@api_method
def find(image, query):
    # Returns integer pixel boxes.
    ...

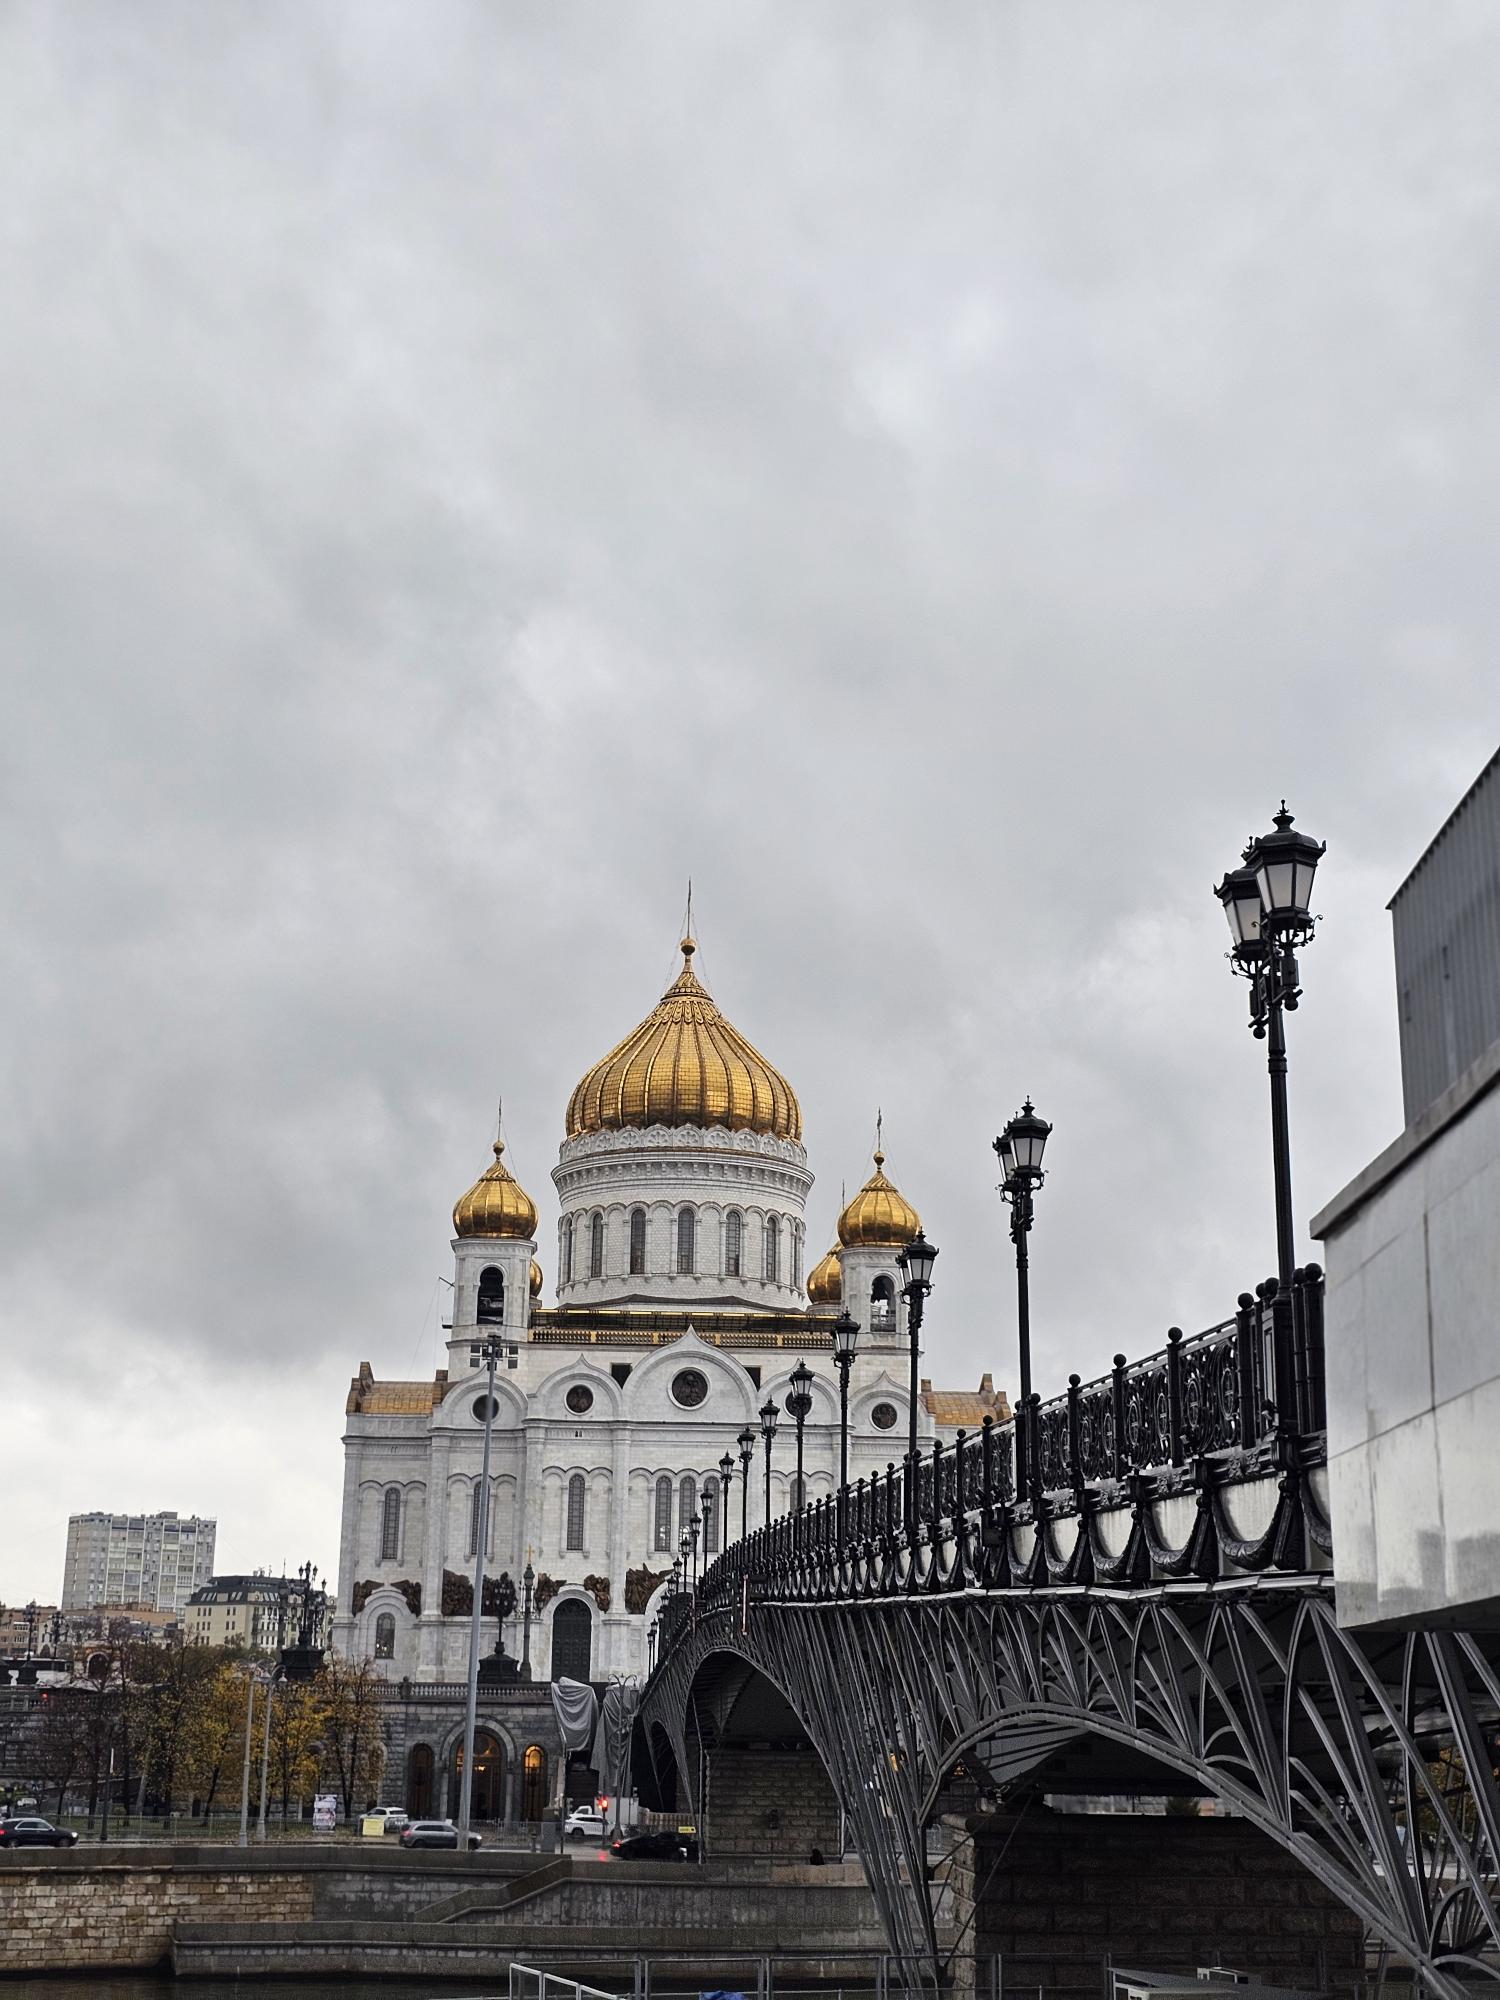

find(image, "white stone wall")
[552,1126,812,1311]
[332,1326,940,1682]
[1314,1051,1500,1630]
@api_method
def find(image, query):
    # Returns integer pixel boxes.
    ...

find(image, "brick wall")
[939,1808,1364,1999]
[0,1860,313,1971]
[703,1745,842,1859]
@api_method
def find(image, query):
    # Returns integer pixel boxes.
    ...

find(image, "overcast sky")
[3,3,1497,1606]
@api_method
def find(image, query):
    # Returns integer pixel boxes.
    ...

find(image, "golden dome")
[529,1258,543,1298]
[837,1151,922,1248]
[806,1244,842,1304]
[566,939,802,1142]
[452,1141,538,1240]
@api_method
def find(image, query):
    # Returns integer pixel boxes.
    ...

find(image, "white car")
[564,1806,606,1842]
[365,1805,409,1831]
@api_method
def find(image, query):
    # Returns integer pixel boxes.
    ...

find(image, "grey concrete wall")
[1312,1048,1500,1629]
[938,1808,1363,1999]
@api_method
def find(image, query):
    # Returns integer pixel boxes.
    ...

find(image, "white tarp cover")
[550,1674,598,1753]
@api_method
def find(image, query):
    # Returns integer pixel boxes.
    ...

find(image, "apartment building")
[60,1511,216,1615]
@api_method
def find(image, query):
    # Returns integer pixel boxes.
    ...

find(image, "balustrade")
[652,1264,1326,1634]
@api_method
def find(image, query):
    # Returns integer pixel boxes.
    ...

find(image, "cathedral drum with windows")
[333,936,1008,1690]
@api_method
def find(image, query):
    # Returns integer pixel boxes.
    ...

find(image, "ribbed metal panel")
[1389,745,1500,1124]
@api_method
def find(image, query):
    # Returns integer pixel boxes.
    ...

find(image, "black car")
[0,1817,78,1848]
[609,1829,698,1862]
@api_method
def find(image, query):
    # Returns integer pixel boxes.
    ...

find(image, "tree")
[318,1655,387,1819]
[269,1678,325,1824]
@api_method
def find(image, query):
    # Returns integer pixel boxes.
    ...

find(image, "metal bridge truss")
[642,1580,1500,1999]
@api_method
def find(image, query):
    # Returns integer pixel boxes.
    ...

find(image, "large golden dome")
[566,939,802,1142]
[806,1244,842,1304]
[453,1141,538,1240]
[837,1151,921,1248]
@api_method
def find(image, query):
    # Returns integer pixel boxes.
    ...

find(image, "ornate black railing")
[656,1264,1327,1640]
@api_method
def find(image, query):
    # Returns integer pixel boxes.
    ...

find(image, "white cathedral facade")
[333,937,1007,1686]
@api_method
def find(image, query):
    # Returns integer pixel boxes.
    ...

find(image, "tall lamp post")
[718,1452,735,1554]
[831,1311,860,1530]
[895,1232,939,1530]
[736,1425,756,1539]
[519,1557,535,1681]
[458,1330,508,1846]
[759,1398,780,1527]
[1216,803,1324,1435]
[786,1360,814,1518]
[995,1100,1051,1506]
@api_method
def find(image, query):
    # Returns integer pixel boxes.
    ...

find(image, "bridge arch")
[641,1583,1500,1997]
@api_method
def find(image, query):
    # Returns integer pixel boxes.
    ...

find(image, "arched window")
[521,1743,548,1820]
[551,1599,592,1681]
[629,1207,646,1275]
[562,1217,574,1285]
[374,1612,396,1660]
[702,1484,719,1557]
[589,1212,604,1279]
[679,1473,696,1534]
[653,1475,673,1552]
[468,1480,493,1559]
[871,1274,896,1328]
[406,1742,434,1819]
[765,1214,780,1282]
[566,1473,586,1551]
[676,1207,695,1275]
[725,1210,743,1277]
[792,1227,802,1289]
[380,1487,401,1561]
[476,1266,505,1325]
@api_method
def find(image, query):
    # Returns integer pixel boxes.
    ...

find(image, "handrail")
[653,1264,1327,1649]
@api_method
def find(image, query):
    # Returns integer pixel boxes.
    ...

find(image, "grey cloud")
[2,0,1497,1595]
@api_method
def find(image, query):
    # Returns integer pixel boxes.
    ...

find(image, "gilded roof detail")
[921,1385,1013,1426]
[452,1139,538,1240]
[837,1151,921,1248]
[806,1243,843,1304]
[346,1369,445,1416]
[566,939,802,1142]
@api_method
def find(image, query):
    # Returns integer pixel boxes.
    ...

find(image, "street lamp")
[786,1360,814,1517]
[520,1557,535,1681]
[994,1099,1051,1507]
[458,1330,511,1845]
[647,1620,658,1673]
[737,1425,756,1539]
[759,1398,780,1527]
[718,1452,735,1552]
[831,1311,860,1521]
[1215,803,1325,1300]
[1216,803,1325,1440]
[895,1231,939,1529]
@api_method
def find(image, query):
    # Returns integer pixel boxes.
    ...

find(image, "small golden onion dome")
[452,1141,538,1240]
[529,1258,543,1298]
[806,1244,843,1304]
[566,938,802,1142]
[837,1151,922,1248]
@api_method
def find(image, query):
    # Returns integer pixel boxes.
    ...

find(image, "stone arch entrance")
[405,1742,434,1819]
[522,1742,549,1821]
[451,1727,506,1823]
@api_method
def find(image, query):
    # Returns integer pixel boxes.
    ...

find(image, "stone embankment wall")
[0,1860,312,1970]
[0,1844,536,1971]
[938,1808,1364,1999]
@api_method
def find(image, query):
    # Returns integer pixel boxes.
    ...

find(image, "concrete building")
[1313,746,1500,1630]
[334,934,1008,1695]
[186,1574,305,1652]
[61,1511,216,1615]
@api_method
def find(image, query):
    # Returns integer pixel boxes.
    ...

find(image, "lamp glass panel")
[1256,856,1297,914]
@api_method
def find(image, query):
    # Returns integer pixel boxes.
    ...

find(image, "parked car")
[609,1828,698,1863]
[398,1819,482,1851]
[364,1805,409,1831]
[564,1806,605,1842]
[0,1818,78,1849]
